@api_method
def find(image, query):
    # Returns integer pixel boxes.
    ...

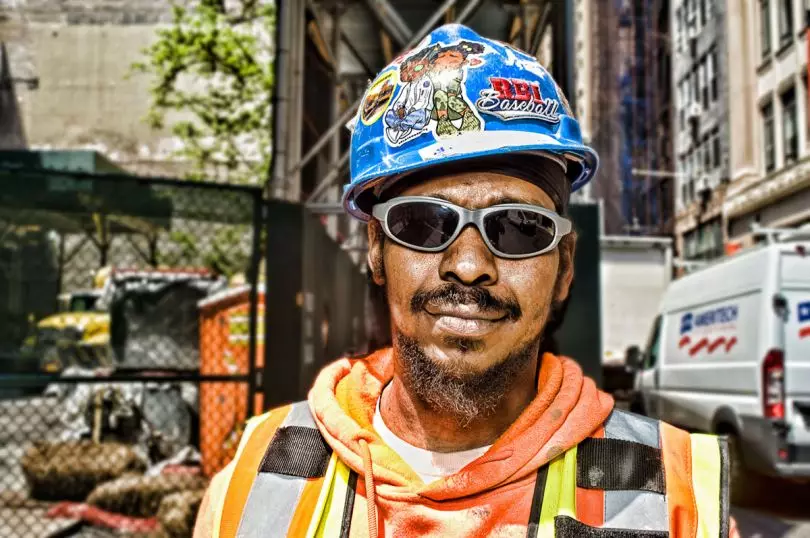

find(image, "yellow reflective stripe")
[304,452,340,538]
[314,460,353,538]
[538,446,578,537]
[690,434,722,538]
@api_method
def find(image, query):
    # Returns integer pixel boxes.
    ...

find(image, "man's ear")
[554,231,576,304]
[367,220,386,286]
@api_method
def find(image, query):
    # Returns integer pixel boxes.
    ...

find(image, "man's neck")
[379,356,539,452]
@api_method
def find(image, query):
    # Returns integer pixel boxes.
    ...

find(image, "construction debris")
[157,490,206,538]
[87,473,207,519]
[21,441,147,501]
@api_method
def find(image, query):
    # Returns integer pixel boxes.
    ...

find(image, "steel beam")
[551,0,576,115]
[294,0,460,190]
[530,2,552,57]
[269,0,291,198]
[364,0,413,48]
[307,151,351,202]
[305,202,347,214]
[456,0,484,25]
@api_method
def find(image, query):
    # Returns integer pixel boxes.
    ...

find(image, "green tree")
[132,0,275,184]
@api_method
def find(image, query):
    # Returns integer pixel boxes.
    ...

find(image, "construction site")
[1,0,810,536]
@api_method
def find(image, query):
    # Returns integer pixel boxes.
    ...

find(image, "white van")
[633,230,810,492]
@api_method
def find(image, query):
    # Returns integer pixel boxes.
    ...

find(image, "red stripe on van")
[725,336,738,352]
[689,338,708,356]
[679,336,691,348]
[707,337,726,353]
[800,327,810,339]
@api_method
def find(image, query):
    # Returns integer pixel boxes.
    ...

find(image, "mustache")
[410,283,522,321]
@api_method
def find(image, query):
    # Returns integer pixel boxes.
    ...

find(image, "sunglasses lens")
[483,209,556,256]
[387,201,460,249]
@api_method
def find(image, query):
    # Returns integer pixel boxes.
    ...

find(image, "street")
[733,492,810,537]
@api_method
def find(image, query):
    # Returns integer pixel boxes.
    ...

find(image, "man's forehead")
[398,171,556,210]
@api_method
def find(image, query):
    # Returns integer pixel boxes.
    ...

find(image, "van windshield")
[644,315,662,369]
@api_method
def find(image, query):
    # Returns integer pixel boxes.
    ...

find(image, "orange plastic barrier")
[198,285,265,478]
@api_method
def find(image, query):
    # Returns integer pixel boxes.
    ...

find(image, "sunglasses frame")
[372,196,572,259]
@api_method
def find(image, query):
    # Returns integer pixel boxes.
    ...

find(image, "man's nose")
[438,225,499,286]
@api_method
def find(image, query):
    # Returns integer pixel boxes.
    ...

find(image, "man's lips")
[424,304,507,337]
[424,303,507,321]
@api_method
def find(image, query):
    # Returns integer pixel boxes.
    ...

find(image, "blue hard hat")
[342,24,598,221]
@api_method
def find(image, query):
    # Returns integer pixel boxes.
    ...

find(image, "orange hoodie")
[194,349,743,537]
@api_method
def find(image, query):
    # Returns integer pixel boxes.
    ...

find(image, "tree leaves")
[132,1,275,185]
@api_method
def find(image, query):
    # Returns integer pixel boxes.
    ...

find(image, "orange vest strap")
[661,421,698,537]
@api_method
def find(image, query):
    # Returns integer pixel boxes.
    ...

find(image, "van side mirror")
[625,345,643,371]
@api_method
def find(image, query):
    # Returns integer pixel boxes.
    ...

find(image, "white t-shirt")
[373,397,491,484]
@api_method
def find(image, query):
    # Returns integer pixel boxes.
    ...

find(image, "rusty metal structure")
[270,0,577,254]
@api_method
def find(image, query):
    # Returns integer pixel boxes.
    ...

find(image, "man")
[195,25,734,538]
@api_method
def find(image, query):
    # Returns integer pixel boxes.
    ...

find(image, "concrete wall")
[0,0,189,176]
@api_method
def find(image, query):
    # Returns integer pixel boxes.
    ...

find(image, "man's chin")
[395,333,539,426]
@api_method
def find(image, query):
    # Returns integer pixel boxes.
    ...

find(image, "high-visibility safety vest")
[214,402,730,538]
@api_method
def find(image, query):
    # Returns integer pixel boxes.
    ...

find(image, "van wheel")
[728,433,763,506]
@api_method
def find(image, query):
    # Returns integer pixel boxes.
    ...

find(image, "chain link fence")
[0,166,262,537]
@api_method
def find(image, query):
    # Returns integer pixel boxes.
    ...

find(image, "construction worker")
[195,24,736,538]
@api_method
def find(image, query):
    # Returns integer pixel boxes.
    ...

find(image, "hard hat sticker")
[384,39,488,147]
[475,77,561,123]
[361,71,397,126]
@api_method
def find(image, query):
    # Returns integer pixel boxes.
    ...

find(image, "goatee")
[395,333,539,428]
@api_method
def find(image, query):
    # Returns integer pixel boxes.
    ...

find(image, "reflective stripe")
[238,474,307,537]
[604,410,660,448]
[691,434,722,538]
[311,458,354,538]
[236,402,320,537]
[537,445,578,537]
[603,490,668,532]
[218,405,292,538]
[602,411,667,532]
[283,400,318,428]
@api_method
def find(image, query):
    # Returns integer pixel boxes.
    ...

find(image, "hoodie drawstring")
[359,439,379,538]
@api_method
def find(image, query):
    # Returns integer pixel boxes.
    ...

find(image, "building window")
[703,134,712,170]
[782,86,798,164]
[700,59,709,109]
[760,0,771,58]
[762,101,775,172]
[778,0,793,46]
[708,49,718,101]
[713,130,721,168]
[699,0,708,26]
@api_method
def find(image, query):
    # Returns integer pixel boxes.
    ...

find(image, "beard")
[395,332,540,428]
[392,273,568,427]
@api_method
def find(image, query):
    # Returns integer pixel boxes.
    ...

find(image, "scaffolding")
[591,0,672,237]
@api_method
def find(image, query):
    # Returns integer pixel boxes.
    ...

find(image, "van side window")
[644,316,663,369]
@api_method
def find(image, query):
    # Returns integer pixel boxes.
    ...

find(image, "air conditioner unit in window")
[687,102,702,119]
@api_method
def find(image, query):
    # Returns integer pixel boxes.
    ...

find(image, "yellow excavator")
[24,267,113,373]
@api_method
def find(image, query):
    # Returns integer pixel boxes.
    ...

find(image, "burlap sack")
[21,441,146,501]
[157,490,206,538]
[87,473,208,518]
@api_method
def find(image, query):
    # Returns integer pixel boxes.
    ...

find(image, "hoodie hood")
[308,348,613,502]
